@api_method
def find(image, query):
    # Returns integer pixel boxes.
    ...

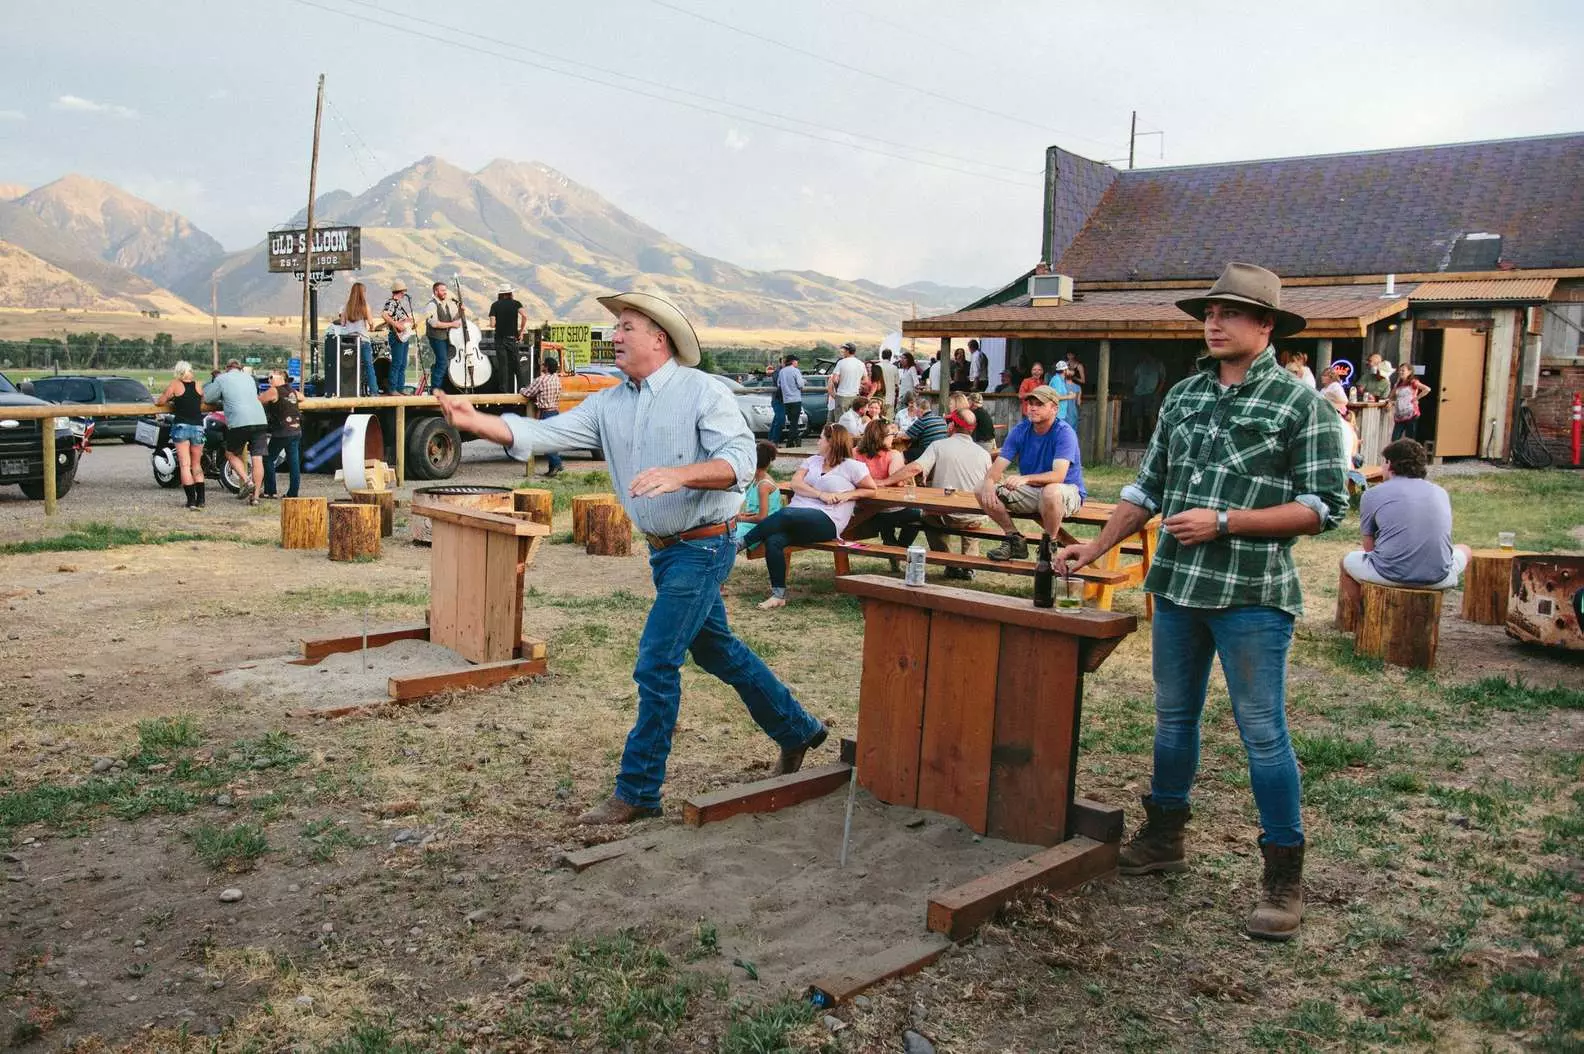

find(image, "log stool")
[280,496,329,550]
[1461,548,1525,626]
[349,488,396,538]
[328,501,382,561]
[570,493,616,544]
[1356,582,1442,669]
[513,487,554,527]
[585,503,633,557]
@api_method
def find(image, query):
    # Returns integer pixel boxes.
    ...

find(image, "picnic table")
[766,485,1159,614]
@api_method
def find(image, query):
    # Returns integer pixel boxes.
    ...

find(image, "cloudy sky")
[3,0,1581,288]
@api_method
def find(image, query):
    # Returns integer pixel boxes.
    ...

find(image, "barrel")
[409,484,514,545]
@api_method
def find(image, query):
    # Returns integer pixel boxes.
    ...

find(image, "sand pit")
[213,638,473,711]
[530,789,1042,991]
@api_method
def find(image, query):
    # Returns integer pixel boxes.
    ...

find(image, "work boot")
[773,723,828,776]
[183,484,198,510]
[576,796,662,825]
[1246,839,1305,941]
[1118,796,1191,875]
[986,533,1028,562]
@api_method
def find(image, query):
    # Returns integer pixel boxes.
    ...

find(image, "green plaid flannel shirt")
[1120,348,1348,616]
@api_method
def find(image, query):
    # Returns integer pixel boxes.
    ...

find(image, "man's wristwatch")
[1216,509,1230,538]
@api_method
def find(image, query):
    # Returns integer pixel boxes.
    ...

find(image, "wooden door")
[1434,328,1487,457]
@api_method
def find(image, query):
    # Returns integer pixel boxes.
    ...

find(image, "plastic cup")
[1498,531,1516,550]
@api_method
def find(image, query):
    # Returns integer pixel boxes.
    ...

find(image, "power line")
[646,0,1121,152]
[281,0,1043,189]
[325,95,379,183]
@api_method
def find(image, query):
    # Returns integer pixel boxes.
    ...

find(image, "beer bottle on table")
[1033,533,1055,608]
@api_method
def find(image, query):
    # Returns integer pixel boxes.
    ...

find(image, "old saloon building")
[906,133,1584,466]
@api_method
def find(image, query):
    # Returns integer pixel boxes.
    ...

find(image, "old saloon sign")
[266,226,362,273]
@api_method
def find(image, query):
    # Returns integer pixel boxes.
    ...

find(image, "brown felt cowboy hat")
[1175,262,1307,340]
[596,290,702,367]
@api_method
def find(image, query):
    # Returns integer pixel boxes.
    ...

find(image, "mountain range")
[0,161,987,335]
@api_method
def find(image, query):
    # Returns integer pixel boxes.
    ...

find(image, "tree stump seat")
[349,488,396,538]
[1355,581,1442,669]
[280,496,328,550]
[513,487,554,527]
[328,501,381,561]
[585,503,634,557]
[570,493,616,544]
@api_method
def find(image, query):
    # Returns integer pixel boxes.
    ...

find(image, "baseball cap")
[1022,385,1061,405]
[946,410,976,430]
[839,341,857,352]
[1052,361,1069,372]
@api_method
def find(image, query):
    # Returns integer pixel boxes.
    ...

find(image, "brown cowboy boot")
[576,796,661,825]
[772,723,829,776]
[1117,796,1191,875]
[1245,839,1305,941]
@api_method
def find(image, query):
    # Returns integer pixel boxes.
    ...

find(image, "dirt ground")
[2,446,1581,1052]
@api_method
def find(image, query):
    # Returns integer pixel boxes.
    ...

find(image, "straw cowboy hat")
[596,290,702,367]
[390,279,407,293]
[1175,262,1307,340]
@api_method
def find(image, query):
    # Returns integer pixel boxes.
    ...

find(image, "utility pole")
[210,275,220,373]
[1128,110,1137,170]
[300,74,325,363]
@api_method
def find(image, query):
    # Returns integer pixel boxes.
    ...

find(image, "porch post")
[938,337,951,411]
[1094,339,1112,464]
[1316,338,1332,376]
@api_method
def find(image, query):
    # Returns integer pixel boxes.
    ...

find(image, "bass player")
[422,280,462,392]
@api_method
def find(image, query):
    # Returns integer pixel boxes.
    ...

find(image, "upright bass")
[446,274,491,390]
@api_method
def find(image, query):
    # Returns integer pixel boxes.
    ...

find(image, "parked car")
[0,371,90,499]
[21,374,156,442]
[709,374,828,438]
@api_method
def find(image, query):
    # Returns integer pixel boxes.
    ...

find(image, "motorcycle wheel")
[152,447,181,488]
[217,457,243,495]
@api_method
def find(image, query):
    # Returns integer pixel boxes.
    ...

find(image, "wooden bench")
[748,538,1132,608]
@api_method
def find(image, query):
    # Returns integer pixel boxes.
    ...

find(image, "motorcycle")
[145,411,269,495]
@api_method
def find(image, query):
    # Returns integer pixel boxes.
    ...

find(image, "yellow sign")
[549,323,592,368]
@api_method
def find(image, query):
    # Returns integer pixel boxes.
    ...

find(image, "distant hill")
[1,161,989,335]
[0,183,27,201]
[0,239,195,314]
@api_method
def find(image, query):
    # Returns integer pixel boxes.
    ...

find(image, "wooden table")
[851,487,1159,613]
[837,574,1136,846]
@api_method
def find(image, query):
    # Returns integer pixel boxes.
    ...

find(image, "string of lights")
[281,0,1046,189]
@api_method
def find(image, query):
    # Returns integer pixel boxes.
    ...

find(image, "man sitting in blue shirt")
[977,384,1086,560]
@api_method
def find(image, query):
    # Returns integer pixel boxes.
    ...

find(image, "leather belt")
[644,519,735,550]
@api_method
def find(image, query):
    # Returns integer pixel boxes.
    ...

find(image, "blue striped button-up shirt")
[501,359,754,537]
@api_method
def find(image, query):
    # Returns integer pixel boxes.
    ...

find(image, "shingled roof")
[1054,133,1584,283]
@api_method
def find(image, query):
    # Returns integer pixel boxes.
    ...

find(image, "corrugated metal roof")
[1409,278,1558,302]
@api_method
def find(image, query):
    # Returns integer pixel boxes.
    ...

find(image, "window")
[32,378,99,403]
[103,378,154,403]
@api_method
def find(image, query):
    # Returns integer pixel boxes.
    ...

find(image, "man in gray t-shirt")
[1337,439,1471,619]
[201,361,269,503]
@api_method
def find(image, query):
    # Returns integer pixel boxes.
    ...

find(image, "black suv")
[23,374,157,442]
[0,371,86,499]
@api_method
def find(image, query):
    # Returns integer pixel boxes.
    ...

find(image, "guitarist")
[488,283,527,385]
[422,280,462,392]
[380,279,415,395]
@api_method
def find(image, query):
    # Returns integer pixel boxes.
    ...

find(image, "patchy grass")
[507,930,699,1047]
[189,821,269,872]
[720,997,820,1054]
[1443,467,1584,552]
[515,469,615,511]
[281,586,429,610]
[0,521,219,554]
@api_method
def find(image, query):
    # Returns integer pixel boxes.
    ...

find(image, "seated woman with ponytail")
[738,424,877,610]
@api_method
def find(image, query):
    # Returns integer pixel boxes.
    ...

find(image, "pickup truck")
[0,371,89,499]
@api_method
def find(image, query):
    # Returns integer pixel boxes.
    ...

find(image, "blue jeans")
[769,400,786,443]
[537,409,564,473]
[616,532,822,808]
[357,337,377,397]
[428,335,450,392]
[1150,596,1303,846]
[387,336,409,394]
[262,434,301,498]
[742,506,838,590]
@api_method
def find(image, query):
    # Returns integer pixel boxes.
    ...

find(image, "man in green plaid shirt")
[1059,262,1347,943]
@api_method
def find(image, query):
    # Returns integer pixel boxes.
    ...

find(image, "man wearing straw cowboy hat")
[437,290,828,825]
[1057,262,1347,941]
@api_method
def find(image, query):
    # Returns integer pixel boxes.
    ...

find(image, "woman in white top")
[738,424,877,610]
[337,281,376,396]
[896,352,920,405]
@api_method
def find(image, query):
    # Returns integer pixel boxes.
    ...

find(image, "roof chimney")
[1381,273,1397,299]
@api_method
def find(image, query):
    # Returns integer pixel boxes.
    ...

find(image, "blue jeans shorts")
[172,423,205,445]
